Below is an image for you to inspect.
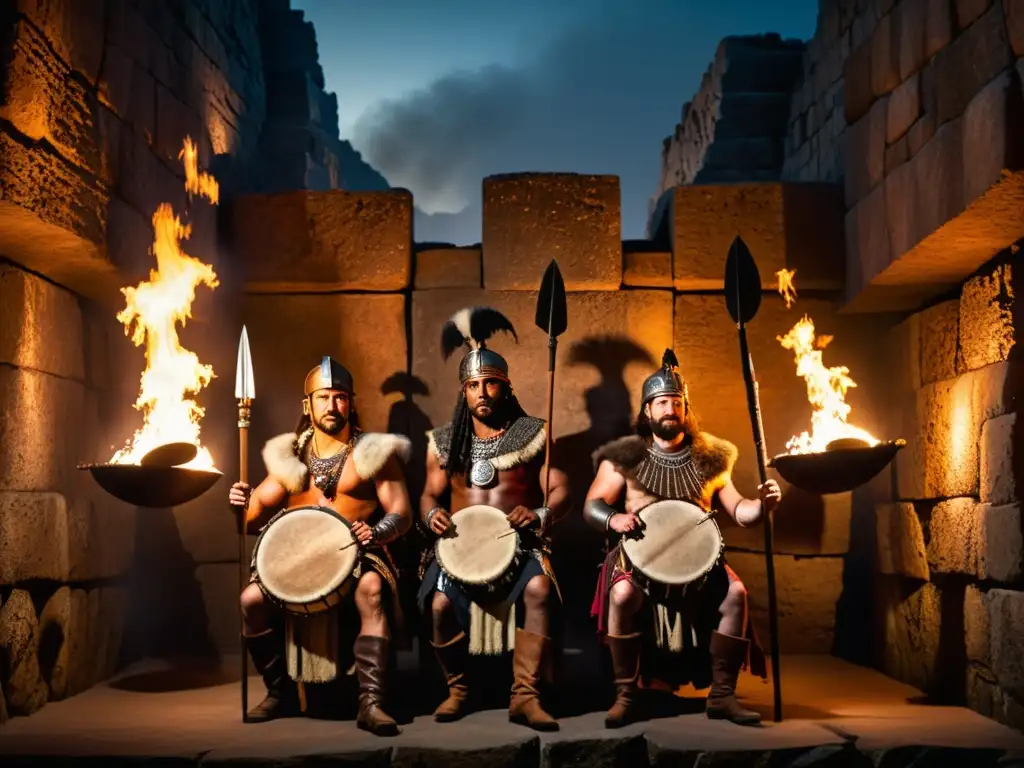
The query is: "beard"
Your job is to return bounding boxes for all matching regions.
[650,415,684,440]
[470,394,507,426]
[314,410,347,435]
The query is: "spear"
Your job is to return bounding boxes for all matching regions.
[234,325,255,722]
[535,260,567,506]
[724,236,783,722]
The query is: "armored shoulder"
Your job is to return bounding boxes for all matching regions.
[352,432,412,481]
[426,422,453,467]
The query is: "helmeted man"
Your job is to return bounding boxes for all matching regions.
[584,349,781,728]
[417,306,572,731]
[228,356,413,736]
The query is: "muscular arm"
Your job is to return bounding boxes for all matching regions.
[371,454,413,544]
[244,476,288,532]
[419,444,450,526]
[536,464,571,527]
[582,460,627,532]
[716,479,762,527]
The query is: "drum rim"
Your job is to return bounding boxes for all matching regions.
[435,503,520,585]
[254,503,360,604]
[621,498,725,585]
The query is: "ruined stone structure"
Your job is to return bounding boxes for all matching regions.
[652,0,1024,733]
[2,0,1022,742]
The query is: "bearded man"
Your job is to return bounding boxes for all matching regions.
[416,307,571,731]
[584,349,781,728]
[228,356,413,736]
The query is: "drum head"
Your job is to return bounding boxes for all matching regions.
[436,504,517,585]
[622,500,723,585]
[255,506,357,604]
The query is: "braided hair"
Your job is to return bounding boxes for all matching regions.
[445,384,527,480]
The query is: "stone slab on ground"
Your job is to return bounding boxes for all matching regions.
[2,655,1023,766]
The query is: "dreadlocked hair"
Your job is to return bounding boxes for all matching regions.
[445,386,527,481]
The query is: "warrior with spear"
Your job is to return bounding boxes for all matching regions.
[416,263,571,731]
[228,354,414,736]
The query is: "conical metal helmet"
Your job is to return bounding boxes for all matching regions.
[642,348,688,407]
[303,356,354,395]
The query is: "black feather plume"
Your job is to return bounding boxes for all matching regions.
[441,320,469,361]
[469,306,517,347]
[661,348,679,369]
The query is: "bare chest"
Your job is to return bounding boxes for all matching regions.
[450,462,542,514]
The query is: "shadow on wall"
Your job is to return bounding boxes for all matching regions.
[550,335,656,639]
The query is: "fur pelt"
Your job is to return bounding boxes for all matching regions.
[425,419,546,470]
[351,432,412,480]
[592,431,738,485]
[261,431,413,492]
[262,432,308,493]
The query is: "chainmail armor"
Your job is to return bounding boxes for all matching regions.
[432,415,545,468]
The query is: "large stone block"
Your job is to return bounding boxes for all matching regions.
[933,4,1013,125]
[233,190,413,292]
[844,37,875,124]
[845,182,891,303]
[957,0,994,28]
[241,293,407,440]
[0,492,66,585]
[871,11,900,97]
[887,73,921,144]
[844,96,888,207]
[988,588,1024,694]
[411,289,673,442]
[17,0,106,84]
[623,250,672,288]
[0,17,102,178]
[674,293,889,503]
[973,359,1024,422]
[0,366,85,494]
[927,497,980,575]
[0,263,84,380]
[671,182,845,291]
[919,299,959,384]
[963,70,1024,212]
[1008,0,1024,56]
[978,503,1024,582]
[875,578,942,694]
[926,0,955,59]
[980,413,1017,505]
[897,0,929,81]
[725,552,845,653]
[959,260,1016,373]
[0,589,48,716]
[481,173,622,291]
[415,247,481,289]
[894,373,979,500]
[196,563,239,654]
[965,584,991,666]
[876,502,929,579]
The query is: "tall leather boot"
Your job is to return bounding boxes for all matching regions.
[244,628,299,722]
[508,628,559,731]
[431,631,470,722]
[353,635,399,736]
[706,629,762,725]
[605,632,643,728]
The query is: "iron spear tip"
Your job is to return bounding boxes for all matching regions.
[235,325,255,400]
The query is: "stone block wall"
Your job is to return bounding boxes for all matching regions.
[872,245,1023,729]
[780,0,1024,312]
[0,0,385,722]
[648,34,805,235]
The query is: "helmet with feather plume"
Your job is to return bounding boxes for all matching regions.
[642,348,688,409]
[440,306,518,385]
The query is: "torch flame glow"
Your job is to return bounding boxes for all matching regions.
[776,274,878,455]
[180,137,219,205]
[776,268,797,308]
[109,137,220,470]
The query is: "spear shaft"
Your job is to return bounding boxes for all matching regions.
[234,325,255,723]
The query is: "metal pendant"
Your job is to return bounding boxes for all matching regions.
[469,459,497,487]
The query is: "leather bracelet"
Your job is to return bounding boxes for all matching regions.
[425,507,444,527]
[534,506,551,527]
[372,512,408,545]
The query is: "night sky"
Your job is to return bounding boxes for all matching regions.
[293,0,816,244]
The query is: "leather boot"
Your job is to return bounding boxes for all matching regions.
[508,628,558,731]
[605,632,643,728]
[353,635,399,736]
[706,630,762,725]
[431,631,470,722]
[244,629,299,722]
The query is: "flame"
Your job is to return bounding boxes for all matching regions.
[110,137,220,470]
[778,315,879,454]
[180,137,219,204]
[776,268,797,308]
